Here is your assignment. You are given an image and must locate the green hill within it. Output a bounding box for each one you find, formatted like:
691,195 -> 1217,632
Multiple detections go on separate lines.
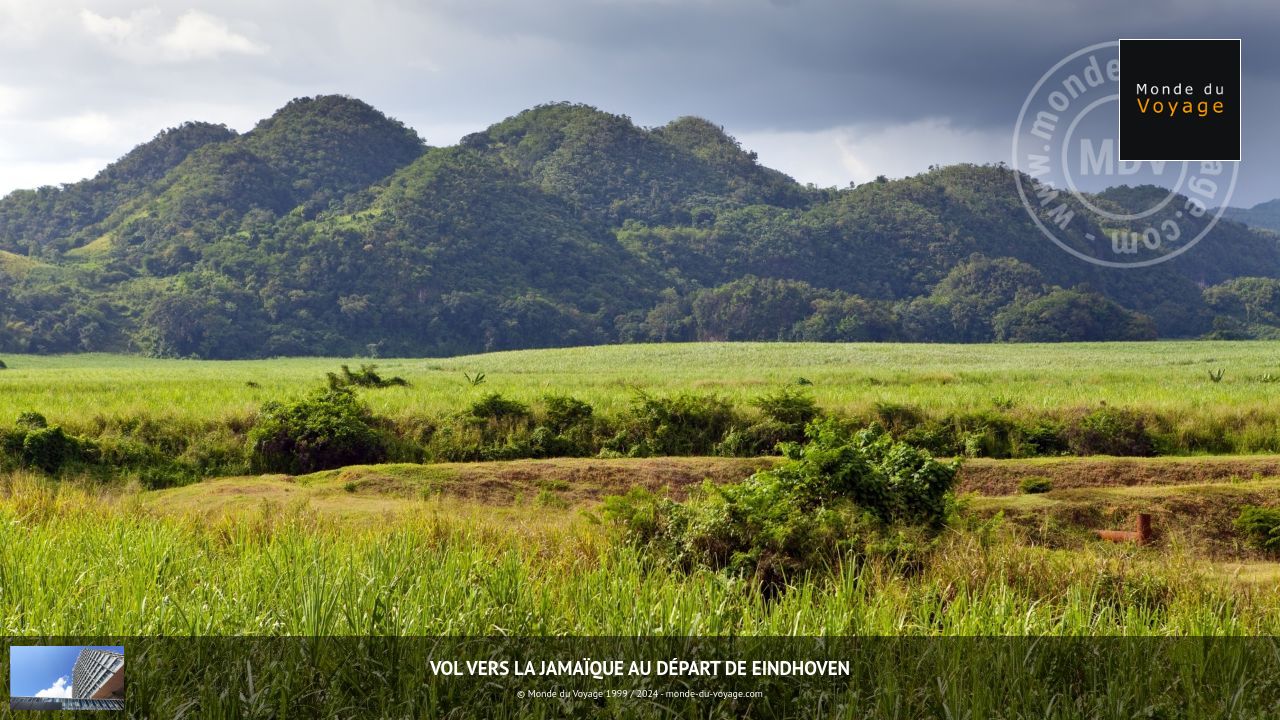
0,121 -> 236,255
1222,199 -> 1280,234
2,96 -> 1279,357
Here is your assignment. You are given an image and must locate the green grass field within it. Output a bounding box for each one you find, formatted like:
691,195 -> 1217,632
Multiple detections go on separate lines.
2,343 -> 1279,646
3,341 -> 1280,427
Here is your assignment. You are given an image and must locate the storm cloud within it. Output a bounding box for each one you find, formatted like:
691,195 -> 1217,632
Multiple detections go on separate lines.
1,0 -> 1276,203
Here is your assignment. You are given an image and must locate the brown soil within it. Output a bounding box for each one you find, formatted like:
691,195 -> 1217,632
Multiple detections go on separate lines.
957,456 -> 1280,495
327,456 -> 781,505
321,454 -> 1280,505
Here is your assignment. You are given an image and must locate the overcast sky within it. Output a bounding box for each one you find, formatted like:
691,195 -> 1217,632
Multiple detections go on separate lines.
1,0 -> 1277,206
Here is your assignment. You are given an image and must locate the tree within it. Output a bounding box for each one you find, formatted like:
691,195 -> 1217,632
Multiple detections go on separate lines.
994,288 -> 1157,342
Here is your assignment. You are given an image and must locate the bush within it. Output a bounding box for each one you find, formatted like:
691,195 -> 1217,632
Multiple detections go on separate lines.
718,387 -> 822,455
872,402 -> 925,434
1019,476 -> 1053,494
952,411 -> 1018,458
0,359 -> 7,369
492,425 -> 578,460
1,412 -> 96,474
607,392 -> 740,457
1064,406 -> 1155,456
21,425 -> 95,474
326,364 -> 408,390
604,420 -> 959,592
249,389 -> 390,474
900,421 -> 960,456
716,419 -> 796,457
542,395 -> 593,434
468,393 -> 531,422
16,411 -> 47,430
752,387 -> 819,428
1234,506 -> 1280,555
0,428 -> 23,464
427,396 -> 599,463
1017,418 -> 1068,456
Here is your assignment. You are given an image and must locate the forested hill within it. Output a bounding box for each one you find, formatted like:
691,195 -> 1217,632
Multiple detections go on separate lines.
1223,199 -> 1280,234
2,95 -> 1280,358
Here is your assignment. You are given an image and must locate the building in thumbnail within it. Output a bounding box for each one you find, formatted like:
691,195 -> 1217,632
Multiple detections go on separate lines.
71,648 -> 125,700
9,696 -> 125,711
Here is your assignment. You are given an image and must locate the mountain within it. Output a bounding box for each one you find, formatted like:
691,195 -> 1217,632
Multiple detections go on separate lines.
1222,199 -> 1280,234
1,96 -> 1279,357
462,105 -> 810,225
78,96 -> 426,274
0,121 -> 236,255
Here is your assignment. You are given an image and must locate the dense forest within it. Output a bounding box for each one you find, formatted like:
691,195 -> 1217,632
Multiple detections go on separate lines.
2,95 -> 1280,358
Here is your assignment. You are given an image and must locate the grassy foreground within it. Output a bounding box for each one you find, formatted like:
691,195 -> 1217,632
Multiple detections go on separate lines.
2,468 -> 1278,637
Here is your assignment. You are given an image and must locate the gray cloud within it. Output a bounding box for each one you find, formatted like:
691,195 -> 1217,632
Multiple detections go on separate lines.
0,0 -> 1276,204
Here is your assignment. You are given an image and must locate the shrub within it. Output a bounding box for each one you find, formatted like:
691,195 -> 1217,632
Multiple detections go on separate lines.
428,402 -> 563,463
752,387 -> 819,428
523,425 -> 577,459
0,359 -> 7,369
2,413 -> 96,475
604,420 -> 959,592
249,389 -> 389,474
423,423 -> 489,462
16,411 -> 47,430
21,426 -> 94,474
1017,418 -> 1068,456
1064,406 -> 1155,456
326,364 -> 408,390
1234,506 -> 1280,555
716,419 -> 796,457
533,395 -> 600,457
718,387 -> 822,455
900,421 -> 960,456
542,395 -> 593,434
1019,476 -> 1053,494
952,412 -> 1018,458
468,393 -> 531,422
872,402 -> 925,434
421,394 -> 538,462
0,428 -> 23,464
608,392 -> 739,457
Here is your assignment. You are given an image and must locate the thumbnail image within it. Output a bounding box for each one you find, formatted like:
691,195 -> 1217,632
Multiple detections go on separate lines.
9,646 -> 124,712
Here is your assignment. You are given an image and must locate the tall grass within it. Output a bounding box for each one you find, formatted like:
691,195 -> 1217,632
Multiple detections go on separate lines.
1,473 -> 1276,637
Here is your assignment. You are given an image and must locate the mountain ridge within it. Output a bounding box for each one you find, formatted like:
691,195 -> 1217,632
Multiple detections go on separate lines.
1222,198 -> 1280,234
1,95 -> 1278,357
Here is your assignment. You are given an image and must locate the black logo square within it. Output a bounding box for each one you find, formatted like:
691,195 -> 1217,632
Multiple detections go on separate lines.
1119,39 -> 1240,161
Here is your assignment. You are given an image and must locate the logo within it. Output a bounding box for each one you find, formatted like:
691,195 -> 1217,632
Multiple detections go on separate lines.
1119,39 -> 1241,161
1012,41 -> 1238,268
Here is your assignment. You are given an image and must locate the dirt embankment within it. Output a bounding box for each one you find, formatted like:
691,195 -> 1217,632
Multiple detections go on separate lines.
957,456 -> 1280,495
155,454 -> 1280,524
327,456 -> 781,505
418,454 -> 1280,501
316,454 -> 1280,504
